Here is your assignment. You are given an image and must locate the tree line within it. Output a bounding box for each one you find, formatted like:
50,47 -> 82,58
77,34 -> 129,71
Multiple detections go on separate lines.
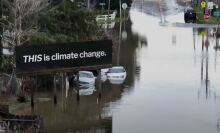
0,0 -> 107,72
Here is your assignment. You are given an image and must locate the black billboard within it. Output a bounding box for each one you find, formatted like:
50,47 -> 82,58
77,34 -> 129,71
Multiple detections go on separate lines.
15,40 -> 112,74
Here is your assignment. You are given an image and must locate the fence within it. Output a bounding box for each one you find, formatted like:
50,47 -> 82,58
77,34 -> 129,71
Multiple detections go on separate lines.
96,11 -> 117,22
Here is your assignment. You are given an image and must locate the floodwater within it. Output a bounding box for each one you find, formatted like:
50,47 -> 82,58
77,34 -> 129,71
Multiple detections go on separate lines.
11,0 -> 220,133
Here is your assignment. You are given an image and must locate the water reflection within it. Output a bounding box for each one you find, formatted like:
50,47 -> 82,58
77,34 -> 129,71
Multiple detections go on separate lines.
74,85 -> 96,96
108,79 -> 125,85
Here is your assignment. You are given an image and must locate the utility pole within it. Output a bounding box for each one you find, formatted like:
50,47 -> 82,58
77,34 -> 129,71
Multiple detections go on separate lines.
119,0 -> 122,19
87,0 -> 90,11
108,0 -> 110,16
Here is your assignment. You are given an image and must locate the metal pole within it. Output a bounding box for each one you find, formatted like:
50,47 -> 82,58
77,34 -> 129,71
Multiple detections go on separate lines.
108,0 -> 110,16
119,0 -> 122,20
117,19 -> 122,65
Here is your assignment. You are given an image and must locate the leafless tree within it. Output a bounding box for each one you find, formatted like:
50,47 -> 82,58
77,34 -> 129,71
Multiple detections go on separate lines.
1,0 -> 49,96
2,0 -> 49,47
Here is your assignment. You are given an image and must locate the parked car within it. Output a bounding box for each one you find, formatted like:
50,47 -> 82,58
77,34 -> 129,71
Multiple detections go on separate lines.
184,9 -> 196,23
75,71 -> 96,85
107,66 -> 127,81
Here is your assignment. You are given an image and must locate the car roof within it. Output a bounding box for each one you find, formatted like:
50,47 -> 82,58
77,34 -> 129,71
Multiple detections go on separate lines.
79,71 -> 93,74
186,9 -> 195,13
111,66 -> 125,69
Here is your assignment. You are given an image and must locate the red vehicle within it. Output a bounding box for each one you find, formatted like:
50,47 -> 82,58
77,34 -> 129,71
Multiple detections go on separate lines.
204,13 -> 210,20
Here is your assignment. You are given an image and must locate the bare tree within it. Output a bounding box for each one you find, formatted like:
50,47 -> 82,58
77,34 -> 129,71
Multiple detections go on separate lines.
1,0 -> 49,97
2,0 -> 49,47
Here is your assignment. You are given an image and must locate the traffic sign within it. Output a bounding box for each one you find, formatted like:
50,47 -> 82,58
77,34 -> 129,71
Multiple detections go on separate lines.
201,1 -> 206,9
122,3 -> 128,10
204,13 -> 210,20
99,3 -> 106,6
122,31 -> 127,40
214,11 -> 220,17
207,2 -> 213,10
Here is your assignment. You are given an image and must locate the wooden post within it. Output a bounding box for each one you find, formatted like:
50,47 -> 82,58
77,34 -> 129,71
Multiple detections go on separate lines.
31,76 -> 34,108
61,73 -> 64,109
76,72 -> 80,102
98,69 -> 102,99
62,73 -> 66,99
53,75 -> 57,105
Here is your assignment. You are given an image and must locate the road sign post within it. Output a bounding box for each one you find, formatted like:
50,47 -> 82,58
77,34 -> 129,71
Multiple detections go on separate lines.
99,3 -> 106,10
122,3 -> 127,19
207,2 -> 213,10
201,1 -> 206,9
201,1 -> 206,13
204,13 -> 210,21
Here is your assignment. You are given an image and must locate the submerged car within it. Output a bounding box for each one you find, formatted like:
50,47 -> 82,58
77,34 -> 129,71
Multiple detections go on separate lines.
76,71 -> 96,85
107,66 -> 127,85
184,9 -> 196,23
107,66 -> 127,81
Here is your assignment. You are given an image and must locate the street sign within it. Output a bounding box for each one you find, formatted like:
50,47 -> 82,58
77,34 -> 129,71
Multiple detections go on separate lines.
122,31 -> 127,40
214,11 -> 220,17
207,2 -> 213,10
204,13 -> 210,20
122,3 -> 127,10
99,3 -> 106,6
201,1 -> 206,9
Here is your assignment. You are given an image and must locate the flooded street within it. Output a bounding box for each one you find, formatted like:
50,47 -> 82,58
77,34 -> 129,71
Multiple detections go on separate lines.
5,0 -> 220,133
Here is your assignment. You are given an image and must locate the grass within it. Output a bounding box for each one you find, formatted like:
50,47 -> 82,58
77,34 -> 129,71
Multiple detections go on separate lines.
194,7 -> 218,24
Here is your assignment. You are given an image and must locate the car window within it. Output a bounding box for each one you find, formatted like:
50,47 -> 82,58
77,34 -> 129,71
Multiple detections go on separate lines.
186,10 -> 195,13
79,72 -> 94,78
109,68 -> 125,73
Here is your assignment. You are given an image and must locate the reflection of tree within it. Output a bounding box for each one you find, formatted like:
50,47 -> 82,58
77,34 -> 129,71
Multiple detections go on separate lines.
13,17 -> 142,132
107,18 -> 140,86
196,29 -> 220,133
198,35 -> 210,100
139,36 -> 148,48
